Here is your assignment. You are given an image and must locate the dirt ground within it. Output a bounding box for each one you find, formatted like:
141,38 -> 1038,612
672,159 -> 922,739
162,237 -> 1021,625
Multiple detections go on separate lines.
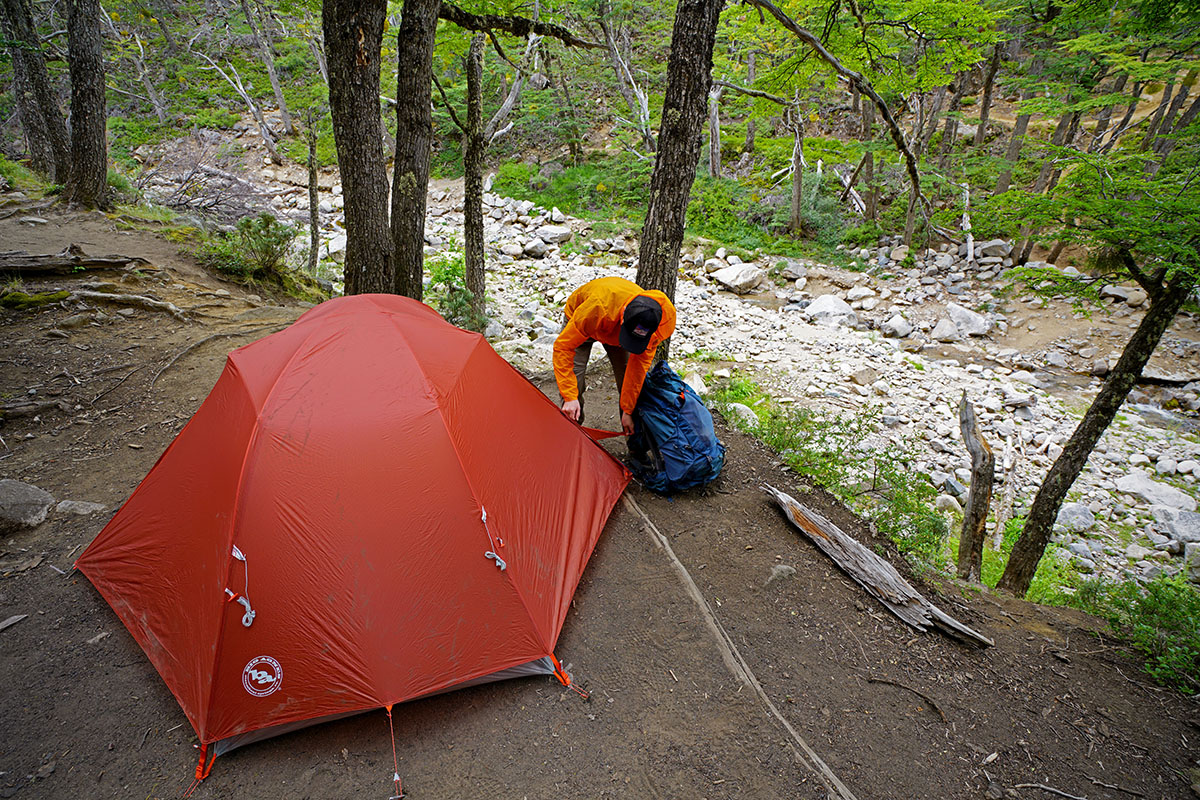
1,207 -> 1198,800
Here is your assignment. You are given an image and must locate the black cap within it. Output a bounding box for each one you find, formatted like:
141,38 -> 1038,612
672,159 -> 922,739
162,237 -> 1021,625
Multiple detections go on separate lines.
619,296 -> 663,354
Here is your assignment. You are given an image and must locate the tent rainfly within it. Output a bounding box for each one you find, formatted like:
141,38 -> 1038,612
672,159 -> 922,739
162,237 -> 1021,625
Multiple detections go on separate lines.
76,294 -> 630,788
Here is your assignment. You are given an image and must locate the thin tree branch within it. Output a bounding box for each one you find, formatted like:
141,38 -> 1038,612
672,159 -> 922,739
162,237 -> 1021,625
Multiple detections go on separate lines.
438,2 -> 603,49
431,74 -> 467,133
713,79 -> 793,106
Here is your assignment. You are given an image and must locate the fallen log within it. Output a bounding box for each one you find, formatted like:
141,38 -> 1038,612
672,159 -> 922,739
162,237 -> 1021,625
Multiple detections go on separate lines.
0,244 -> 154,276
763,484 -> 994,647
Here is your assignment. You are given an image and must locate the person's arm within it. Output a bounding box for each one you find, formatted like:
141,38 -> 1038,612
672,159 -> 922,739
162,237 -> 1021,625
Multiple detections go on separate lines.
619,350 -> 656,415
553,316 -> 589,402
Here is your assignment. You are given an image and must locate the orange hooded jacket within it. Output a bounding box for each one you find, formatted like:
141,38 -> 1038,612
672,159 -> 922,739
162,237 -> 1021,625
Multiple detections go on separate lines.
553,277 -> 677,414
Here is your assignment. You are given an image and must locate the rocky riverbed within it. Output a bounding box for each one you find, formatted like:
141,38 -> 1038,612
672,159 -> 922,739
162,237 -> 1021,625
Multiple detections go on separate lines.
131,131 -> 1200,588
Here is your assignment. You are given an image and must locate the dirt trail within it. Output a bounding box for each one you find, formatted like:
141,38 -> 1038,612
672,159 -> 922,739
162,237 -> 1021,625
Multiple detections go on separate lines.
0,209 -> 1197,800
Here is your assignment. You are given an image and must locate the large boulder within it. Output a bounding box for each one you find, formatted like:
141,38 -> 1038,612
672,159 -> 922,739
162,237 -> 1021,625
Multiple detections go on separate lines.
932,317 -> 961,342
947,302 -> 992,336
805,294 -> 858,327
535,224 -> 573,244
711,264 -> 768,294
1116,470 -> 1197,511
977,239 -> 1011,258
0,479 -> 55,535
881,314 -> 913,338
1151,505 -> 1200,543
523,238 -> 549,258
1055,502 -> 1095,533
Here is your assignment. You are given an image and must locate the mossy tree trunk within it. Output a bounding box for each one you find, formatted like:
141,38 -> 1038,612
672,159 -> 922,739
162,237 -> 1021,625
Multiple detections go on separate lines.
64,0 -> 109,209
636,0 -> 724,302
0,0 -> 70,182
463,35 -> 486,321
391,0 -> 439,301
323,0 -> 393,295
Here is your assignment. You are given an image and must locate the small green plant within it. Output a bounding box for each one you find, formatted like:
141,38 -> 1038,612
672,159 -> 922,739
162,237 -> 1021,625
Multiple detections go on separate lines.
197,213 -> 297,282
1076,573 -> 1200,695
980,517 -> 1080,605
689,348 -> 729,362
426,250 -> 488,333
711,377 -> 947,569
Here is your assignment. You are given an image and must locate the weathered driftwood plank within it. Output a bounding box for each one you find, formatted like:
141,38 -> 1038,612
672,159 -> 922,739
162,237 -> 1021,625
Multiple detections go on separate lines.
0,244 -> 153,276
763,484 -> 994,647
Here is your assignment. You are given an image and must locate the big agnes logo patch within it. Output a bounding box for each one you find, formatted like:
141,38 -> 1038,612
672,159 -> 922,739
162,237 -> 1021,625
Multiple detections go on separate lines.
242,655 -> 282,697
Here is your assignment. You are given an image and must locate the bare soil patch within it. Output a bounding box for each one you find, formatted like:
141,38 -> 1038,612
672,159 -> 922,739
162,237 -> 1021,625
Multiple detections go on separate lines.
1,208 -> 1196,800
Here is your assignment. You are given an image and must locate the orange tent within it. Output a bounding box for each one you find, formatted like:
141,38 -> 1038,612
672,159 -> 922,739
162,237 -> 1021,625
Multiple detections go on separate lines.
76,294 -> 629,768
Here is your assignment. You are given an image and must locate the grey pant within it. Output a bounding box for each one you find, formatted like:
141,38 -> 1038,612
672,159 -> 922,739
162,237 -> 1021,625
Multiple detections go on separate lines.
569,340 -> 628,425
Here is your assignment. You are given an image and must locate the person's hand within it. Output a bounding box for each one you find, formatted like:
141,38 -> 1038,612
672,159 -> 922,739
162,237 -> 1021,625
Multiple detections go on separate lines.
562,399 -> 582,422
621,411 -> 635,436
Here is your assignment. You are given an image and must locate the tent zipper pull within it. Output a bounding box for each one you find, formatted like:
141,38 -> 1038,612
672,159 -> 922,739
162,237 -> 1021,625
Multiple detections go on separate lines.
228,545 -> 256,626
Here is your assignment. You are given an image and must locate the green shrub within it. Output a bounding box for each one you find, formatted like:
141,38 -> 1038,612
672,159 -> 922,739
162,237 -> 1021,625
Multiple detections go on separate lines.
192,108 -> 241,130
711,378 -> 947,569
980,516 -> 1080,605
197,213 -> 297,282
1076,573 -> 1200,694
426,250 -> 488,333
0,155 -> 42,192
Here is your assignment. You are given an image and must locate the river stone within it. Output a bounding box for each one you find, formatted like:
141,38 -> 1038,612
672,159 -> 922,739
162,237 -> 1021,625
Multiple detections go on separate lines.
1056,502 -> 1095,533
704,258 -> 726,274
536,225 -> 572,244
55,500 -> 107,516
500,242 -> 524,257
1151,505 -> 1200,543
484,320 -> 504,339
1115,470 -> 1197,511
947,302 -> 992,336
711,264 -> 768,294
977,239 -> 1010,258
523,238 -> 549,258
935,494 -> 962,514
932,318 -> 961,342
1125,542 -> 1153,561
847,286 -> 876,302
1126,289 -> 1148,308
1185,543 -> 1200,583
726,402 -> 759,429
805,294 -> 857,326
683,372 -> 708,396
0,479 -> 55,534
881,314 -> 913,338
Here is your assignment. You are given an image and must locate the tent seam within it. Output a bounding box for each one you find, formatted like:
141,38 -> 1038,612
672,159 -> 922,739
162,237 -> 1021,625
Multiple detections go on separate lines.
198,327 -> 327,743
383,317 -> 554,655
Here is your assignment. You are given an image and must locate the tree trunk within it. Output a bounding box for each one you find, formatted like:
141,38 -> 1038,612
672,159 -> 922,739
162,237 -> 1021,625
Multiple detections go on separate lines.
463,35 -> 486,322
309,33 -> 329,83
917,85 -> 947,157
0,0 -> 70,182
1154,94 -> 1200,162
1089,72 -> 1127,152
636,0 -> 724,303
707,85 -> 722,178
64,0 -> 109,209
743,50 -> 756,153
995,89 -> 1034,194
243,0 -> 294,135
997,270 -> 1198,596
600,17 -> 655,154
1149,70 -> 1195,154
957,393 -> 994,582
974,43 -> 1002,147
307,120 -> 320,275
390,0 -> 439,300
546,51 -> 582,164
938,75 -> 969,168
788,113 -> 803,234
323,0 -> 393,295
1141,79 -> 1176,150
1016,110 -> 1077,262
862,101 -> 876,221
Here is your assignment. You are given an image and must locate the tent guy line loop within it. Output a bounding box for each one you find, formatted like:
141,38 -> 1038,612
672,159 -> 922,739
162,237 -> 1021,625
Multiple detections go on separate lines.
384,705 -> 405,799
225,545 -> 255,626
481,506 -> 507,570
621,493 -> 860,800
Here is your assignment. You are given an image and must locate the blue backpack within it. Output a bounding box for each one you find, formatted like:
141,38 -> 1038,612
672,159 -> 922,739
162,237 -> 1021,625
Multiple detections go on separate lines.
627,361 -> 726,494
